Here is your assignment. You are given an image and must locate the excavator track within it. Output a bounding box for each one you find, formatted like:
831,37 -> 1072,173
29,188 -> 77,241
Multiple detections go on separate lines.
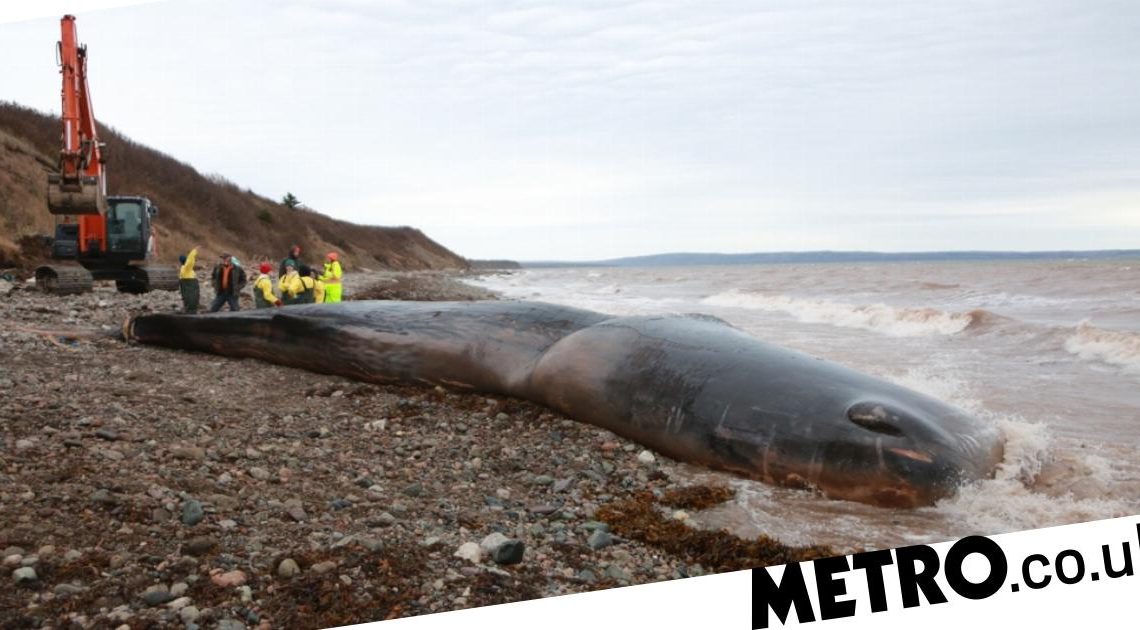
116,265 -> 180,294
137,265 -> 180,292
35,265 -> 95,295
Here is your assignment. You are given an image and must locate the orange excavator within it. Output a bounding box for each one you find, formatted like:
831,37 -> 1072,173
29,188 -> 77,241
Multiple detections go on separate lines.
36,15 -> 178,295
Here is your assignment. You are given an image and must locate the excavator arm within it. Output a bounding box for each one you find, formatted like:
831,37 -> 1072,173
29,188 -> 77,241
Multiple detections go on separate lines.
47,14 -> 106,216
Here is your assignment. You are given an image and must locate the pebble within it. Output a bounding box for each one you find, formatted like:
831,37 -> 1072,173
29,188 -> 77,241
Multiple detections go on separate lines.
249,466 -> 270,480
141,590 -> 175,607
183,536 -> 217,556
637,450 -> 656,465
479,533 -> 509,555
172,446 -> 205,460
286,505 -> 308,522
311,560 -> 337,574
588,530 -> 615,550
95,428 -> 119,441
180,606 -> 201,624
12,567 -> 37,584
402,482 -> 424,497
54,583 -> 87,596
166,596 -> 192,610
454,542 -> 482,563
210,569 -> 247,587
171,582 -> 189,597
277,558 -> 300,577
605,564 -> 631,582
181,499 -> 205,526
370,511 -> 397,527
491,539 -> 525,565
90,488 -> 117,505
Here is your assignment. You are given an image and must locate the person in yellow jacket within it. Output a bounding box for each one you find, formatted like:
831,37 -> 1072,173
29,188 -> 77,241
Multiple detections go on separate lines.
178,247 -> 200,313
309,266 -> 326,304
252,262 -> 281,309
319,252 -> 343,303
296,265 -> 317,304
278,262 -> 302,305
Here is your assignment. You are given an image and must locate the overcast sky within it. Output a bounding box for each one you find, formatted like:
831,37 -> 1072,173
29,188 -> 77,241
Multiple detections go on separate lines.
2,1 -> 1138,261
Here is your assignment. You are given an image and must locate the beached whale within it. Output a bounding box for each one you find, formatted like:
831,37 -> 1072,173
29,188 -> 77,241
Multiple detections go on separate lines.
126,300 -> 1004,507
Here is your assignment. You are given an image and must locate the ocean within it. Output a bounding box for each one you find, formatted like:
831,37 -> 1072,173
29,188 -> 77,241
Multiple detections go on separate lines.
466,259 -> 1140,551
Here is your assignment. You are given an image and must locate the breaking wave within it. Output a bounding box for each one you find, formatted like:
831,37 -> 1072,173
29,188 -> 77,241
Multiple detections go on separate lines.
1064,320 -> 1140,374
700,290 -> 992,337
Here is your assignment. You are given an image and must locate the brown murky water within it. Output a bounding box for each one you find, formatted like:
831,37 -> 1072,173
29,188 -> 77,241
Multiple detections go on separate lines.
472,259 -> 1140,550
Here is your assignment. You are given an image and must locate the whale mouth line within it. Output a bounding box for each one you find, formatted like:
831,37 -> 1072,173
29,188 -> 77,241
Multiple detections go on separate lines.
888,447 -> 934,463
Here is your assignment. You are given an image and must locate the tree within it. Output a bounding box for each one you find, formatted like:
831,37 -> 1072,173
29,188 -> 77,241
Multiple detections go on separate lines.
282,192 -> 300,209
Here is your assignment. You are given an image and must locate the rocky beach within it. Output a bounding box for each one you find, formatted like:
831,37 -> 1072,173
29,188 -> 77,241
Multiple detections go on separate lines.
0,271 -> 831,629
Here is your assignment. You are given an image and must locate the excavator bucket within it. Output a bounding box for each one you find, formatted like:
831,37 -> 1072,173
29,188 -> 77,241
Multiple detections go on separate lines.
47,173 -> 105,215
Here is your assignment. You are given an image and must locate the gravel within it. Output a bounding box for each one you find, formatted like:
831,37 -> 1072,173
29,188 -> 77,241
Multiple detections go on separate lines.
0,271 -> 763,627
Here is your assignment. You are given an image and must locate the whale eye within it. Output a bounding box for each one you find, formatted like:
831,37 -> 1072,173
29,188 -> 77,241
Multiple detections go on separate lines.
847,402 -> 904,437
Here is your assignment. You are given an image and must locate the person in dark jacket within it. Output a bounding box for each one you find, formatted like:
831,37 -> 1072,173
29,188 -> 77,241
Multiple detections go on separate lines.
279,244 -> 305,278
209,253 -> 247,312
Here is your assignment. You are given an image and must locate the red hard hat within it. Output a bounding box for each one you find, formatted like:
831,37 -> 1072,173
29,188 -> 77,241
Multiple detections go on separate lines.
259,262 -> 272,274
327,252 -> 338,261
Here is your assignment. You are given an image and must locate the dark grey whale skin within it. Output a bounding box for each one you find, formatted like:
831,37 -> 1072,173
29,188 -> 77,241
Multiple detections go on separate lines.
127,300 -> 1004,507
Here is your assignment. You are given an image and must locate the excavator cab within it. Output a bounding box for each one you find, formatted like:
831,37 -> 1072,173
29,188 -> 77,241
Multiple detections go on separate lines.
38,196 -> 177,294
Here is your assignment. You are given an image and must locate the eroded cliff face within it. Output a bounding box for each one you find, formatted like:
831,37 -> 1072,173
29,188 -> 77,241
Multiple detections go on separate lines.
0,102 -> 469,272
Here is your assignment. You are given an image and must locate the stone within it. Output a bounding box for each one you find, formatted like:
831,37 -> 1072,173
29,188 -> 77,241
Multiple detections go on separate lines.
210,569 -> 247,587
402,482 -> 424,497
637,450 -> 656,465
311,561 -> 337,574
605,564 -> 631,582
454,542 -> 482,563
141,590 -> 175,607
277,558 -> 300,578
286,505 -> 308,522
181,499 -> 205,526
166,596 -> 192,610
479,533 -> 510,555
491,540 -> 525,565
182,536 -> 217,557
12,567 -> 37,584
180,606 -> 201,624
369,512 -> 396,527
172,447 -> 205,460
588,530 -> 615,550
248,466 -> 270,480
54,583 -> 87,597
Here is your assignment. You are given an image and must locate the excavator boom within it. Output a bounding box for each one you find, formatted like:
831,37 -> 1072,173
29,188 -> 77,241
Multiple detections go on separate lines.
47,14 -> 105,216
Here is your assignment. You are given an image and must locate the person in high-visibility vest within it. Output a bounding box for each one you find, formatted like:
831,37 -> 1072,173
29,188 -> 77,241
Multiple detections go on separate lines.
309,266 -> 326,304
296,265 -> 317,303
178,246 -> 200,313
320,252 -> 343,302
252,262 -> 281,309
278,262 -> 302,305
